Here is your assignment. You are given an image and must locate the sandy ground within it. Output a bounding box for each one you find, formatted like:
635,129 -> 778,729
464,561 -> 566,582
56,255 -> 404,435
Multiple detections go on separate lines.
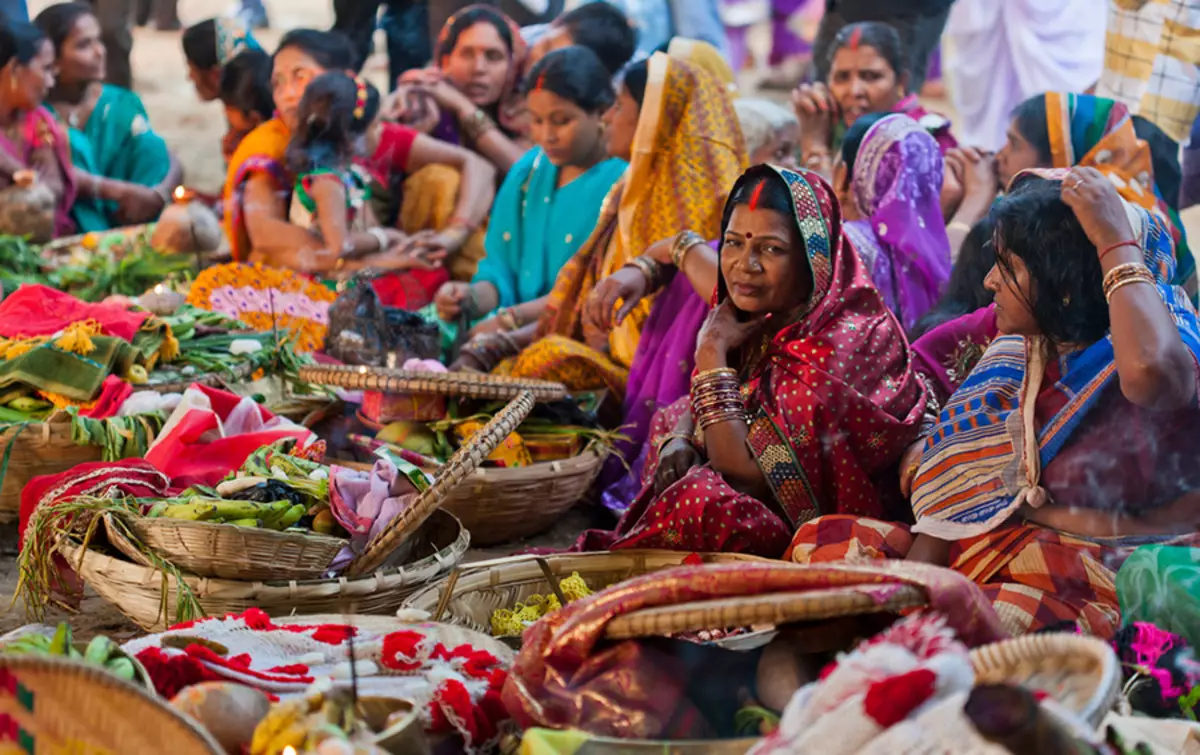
6,1 -> 1199,639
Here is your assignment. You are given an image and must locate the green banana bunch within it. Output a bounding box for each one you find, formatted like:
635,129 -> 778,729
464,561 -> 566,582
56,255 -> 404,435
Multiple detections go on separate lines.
149,498 -> 305,530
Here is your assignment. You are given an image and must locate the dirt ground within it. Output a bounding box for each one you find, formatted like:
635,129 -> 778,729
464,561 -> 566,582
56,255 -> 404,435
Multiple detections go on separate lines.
7,1 -> 1200,639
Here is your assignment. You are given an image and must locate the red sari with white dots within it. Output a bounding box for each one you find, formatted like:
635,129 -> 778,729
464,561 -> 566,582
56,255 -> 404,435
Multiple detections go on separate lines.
576,166 -> 928,558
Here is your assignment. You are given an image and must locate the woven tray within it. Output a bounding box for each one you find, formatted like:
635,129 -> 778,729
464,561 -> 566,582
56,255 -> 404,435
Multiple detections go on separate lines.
0,415 -> 104,523
299,364 -> 567,402
108,513 -> 347,581
61,509 -> 470,631
403,551 -> 767,636
442,445 -> 606,545
969,633 -> 1120,728
0,654 -> 222,754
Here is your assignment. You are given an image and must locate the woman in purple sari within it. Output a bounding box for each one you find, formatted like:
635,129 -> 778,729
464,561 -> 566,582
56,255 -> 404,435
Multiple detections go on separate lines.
837,112 -> 950,331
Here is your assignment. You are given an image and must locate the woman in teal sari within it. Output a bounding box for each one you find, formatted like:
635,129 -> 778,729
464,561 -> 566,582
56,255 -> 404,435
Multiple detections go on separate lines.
430,46 -> 625,346
35,2 -> 181,232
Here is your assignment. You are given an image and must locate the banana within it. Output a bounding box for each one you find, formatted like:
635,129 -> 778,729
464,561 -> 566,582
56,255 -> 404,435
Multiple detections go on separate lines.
210,499 -> 287,523
4,634 -> 52,655
224,518 -> 263,528
156,501 -> 221,521
273,504 -> 306,531
7,397 -> 50,412
84,636 -> 117,665
48,623 -> 72,656
105,657 -> 136,682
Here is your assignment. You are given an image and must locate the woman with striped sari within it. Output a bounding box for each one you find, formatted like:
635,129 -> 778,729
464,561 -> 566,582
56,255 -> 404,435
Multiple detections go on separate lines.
789,169 -> 1200,638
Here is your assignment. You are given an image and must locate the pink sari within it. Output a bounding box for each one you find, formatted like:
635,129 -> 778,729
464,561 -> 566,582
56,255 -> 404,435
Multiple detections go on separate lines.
0,107 -> 77,237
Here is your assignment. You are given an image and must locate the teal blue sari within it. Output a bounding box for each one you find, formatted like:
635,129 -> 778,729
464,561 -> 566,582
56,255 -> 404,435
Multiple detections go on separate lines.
423,146 -> 626,345
54,85 -> 171,232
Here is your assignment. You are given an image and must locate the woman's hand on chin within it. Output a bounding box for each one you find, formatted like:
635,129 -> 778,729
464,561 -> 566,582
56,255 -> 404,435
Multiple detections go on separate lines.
696,299 -> 765,369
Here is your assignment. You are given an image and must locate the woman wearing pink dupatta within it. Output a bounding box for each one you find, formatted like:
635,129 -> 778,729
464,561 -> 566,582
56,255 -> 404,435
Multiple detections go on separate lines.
0,22 -> 77,239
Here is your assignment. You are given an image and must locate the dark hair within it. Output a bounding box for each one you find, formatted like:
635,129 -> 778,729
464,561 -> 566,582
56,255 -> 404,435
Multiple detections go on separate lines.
286,71 -> 381,174
621,58 -> 649,106
182,18 -> 218,70
438,6 -> 513,61
990,179 -> 1109,345
909,218 -> 996,339
0,22 -> 47,68
828,22 -> 907,79
721,166 -> 797,233
1010,95 -> 1053,166
220,48 -> 274,121
275,29 -> 356,72
32,2 -> 92,56
557,2 -> 635,76
1133,114 -> 1181,212
521,45 -> 615,113
841,112 -> 889,175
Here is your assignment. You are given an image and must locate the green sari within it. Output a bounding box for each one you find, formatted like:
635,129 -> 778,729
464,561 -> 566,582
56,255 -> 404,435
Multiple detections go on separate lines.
54,85 -> 171,232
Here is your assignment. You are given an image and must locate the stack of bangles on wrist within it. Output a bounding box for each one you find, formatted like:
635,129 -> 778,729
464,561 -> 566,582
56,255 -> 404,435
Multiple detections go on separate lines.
672,230 -> 706,269
459,331 -> 520,370
691,367 -> 746,431
462,109 -> 497,143
627,255 -> 665,290
1103,262 -> 1155,303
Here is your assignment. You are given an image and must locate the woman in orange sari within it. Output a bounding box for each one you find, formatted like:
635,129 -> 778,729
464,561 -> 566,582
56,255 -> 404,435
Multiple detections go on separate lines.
450,46 -> 746,397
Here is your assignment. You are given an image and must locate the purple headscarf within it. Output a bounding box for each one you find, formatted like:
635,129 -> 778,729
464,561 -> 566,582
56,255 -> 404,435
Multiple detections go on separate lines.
843,114 -> 951,332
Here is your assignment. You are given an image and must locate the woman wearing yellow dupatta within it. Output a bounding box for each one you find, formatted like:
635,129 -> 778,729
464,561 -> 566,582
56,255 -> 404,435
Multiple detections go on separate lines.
453,46 -> 746,397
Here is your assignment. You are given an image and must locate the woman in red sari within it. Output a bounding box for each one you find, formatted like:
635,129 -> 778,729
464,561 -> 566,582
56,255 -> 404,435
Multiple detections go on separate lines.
576,165 -> 927,558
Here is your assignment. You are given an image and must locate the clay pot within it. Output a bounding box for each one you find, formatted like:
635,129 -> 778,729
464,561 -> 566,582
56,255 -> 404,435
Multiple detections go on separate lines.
0,170 -> 56,243
151,198 -> 222,253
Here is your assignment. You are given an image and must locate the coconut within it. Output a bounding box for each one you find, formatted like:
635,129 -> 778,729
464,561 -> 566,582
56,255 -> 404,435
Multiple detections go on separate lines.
151,200 -> 222,253
0,171 -> 56,243
171,681 -> 271,754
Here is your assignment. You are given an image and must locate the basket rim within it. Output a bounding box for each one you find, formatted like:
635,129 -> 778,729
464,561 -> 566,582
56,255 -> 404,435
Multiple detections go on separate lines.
119,511 -> 348,548
298,363 -> 567,400
0,654 -> 224,753
60,509 -> 470,589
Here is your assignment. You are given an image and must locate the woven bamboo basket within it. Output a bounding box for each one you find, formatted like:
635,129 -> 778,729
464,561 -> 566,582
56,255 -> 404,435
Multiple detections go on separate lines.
111,513 -> 347,581
442,445 -> 606,545
0,654 -> 222,753
403,551 -> 768,636
299,363 -> 568,401
969,632 -> 1120,727
61,391 -> 535,630
62,508 -> 469,631
0,414 -> 104,523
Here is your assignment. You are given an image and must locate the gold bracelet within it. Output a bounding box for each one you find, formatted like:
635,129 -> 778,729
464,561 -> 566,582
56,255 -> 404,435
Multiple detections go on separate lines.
496,307 -> 521,331
1105,276 -> 1155,303
698,408 -> 747,431
672,231 -> 707,269
656,432 -> 693,455
1103,262 -> 1154,301
462,108 -> 496,143
692,367 -> 738,383
627,255 -> 661,288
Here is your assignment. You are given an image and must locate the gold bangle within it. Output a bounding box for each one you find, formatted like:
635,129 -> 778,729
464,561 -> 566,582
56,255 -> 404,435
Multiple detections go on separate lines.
672,231 -> 707,269
1102,262 -> 1154,301
693,367 -> 737,382
656,432 -> 693,455
496,307 -> 521,331
1105,276 -> 1155,303
627,255 -> 661,288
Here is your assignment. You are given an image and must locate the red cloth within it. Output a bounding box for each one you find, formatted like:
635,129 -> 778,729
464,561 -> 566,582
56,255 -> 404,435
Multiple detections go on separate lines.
371,267 -> 449,310
19,459 -> 171,543
143,384 -> 309,487
360,122 -> 419,185
0,285 -> 149,341
77,376 -> 133,419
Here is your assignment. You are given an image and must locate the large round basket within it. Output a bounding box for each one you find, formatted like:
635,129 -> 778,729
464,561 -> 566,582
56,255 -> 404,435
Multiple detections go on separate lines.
60,391 -> 536,630
403,551 -> 768,637
0,654 -> 222,754
61,508 -> 470,631
442,445 -> 606,545
0,415 -> 103,523
108,513 -> 347,581
299,363 -> 568,401
969,632 -> 1120,727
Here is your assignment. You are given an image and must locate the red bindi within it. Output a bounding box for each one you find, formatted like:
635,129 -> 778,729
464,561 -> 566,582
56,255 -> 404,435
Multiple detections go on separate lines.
749,180 -> 765,210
